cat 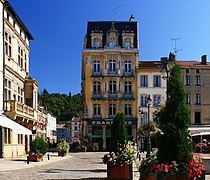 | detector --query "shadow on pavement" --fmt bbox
[38,168,107,174]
